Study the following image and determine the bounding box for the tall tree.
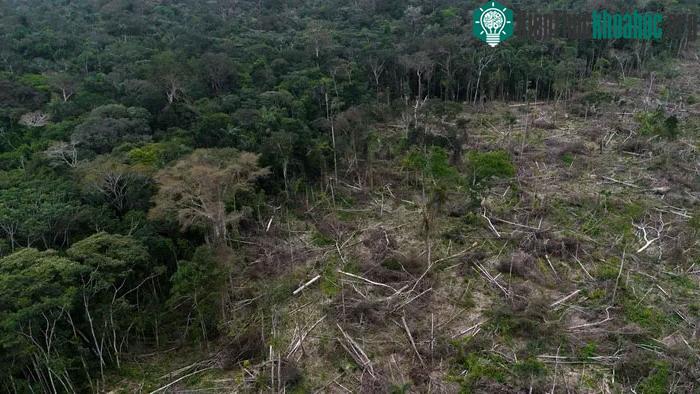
[150,149,269,246]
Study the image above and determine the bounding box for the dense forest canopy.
[0,0,698,392]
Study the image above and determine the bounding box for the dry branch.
[293,275,321,295]
[451,320,487,339]
[482,210,501,237]
[401,316,425,368]
[550,290,581,308]
[393,288,432,312]
[150,366,215,394]
[336,324,375,378]
[567,307,613,330]
[473,263,510,297]
[337,270,398,293]
[601,176,640,188]
[287,315,326,358]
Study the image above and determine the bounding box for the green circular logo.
[473,1,514,47]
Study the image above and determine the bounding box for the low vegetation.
[0,0,698,393]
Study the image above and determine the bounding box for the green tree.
[167,246,227,344]
[67,232,153,377]
[0,175,80,250]
[0,248,85,393]
[403,146,461,233]
[71,105,152,154]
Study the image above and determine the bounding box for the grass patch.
[457,353,507,390]
[637,361,670,394]
[595,259,621,280]
[512,357,547,380]
[621,297,668,336]
[578,342,598,358]
[586,288,607,302]
[320,267,341,297]
[311,231,335,247]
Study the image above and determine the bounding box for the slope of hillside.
[109,48,700,393]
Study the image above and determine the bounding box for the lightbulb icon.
[476,2,511,47]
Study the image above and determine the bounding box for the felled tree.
[150,149,269,246]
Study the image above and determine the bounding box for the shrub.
[580,90,613,105]
[466,150,516,186]
[636,109,679,139]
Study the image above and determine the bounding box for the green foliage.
[403,146,447,175]
[595,259,621,280]
[168,246,227,341]
[578,342,598,358]
[466,150,516,186]
[636,109,680,139]
[311,231,335,246]
[389,383,412,394]
[381,257,403,271]
[580,90,613,105]
[561,152,574,165]
[0,174,80,249]
[319,265,341,297]
[67,232,150,286]
[403,146,460,188]
[0,234,153,391]
[690,209,700,232]
[457,353,507,390]
[0,248,85,389]
[637,362,670,394]
[128,141,191,168]
[192,113,234,148]
[621,297,668,336]
[512,357,547,379]
[71,104,152,154]
[18,74,50,92]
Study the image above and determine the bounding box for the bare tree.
[367,56,386,99]
[304,21,333,61]
[150,149,269,246]
[48,72,77,102]
[45,141,79,168]
[401,51,434,126]
[473,51,495,106]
